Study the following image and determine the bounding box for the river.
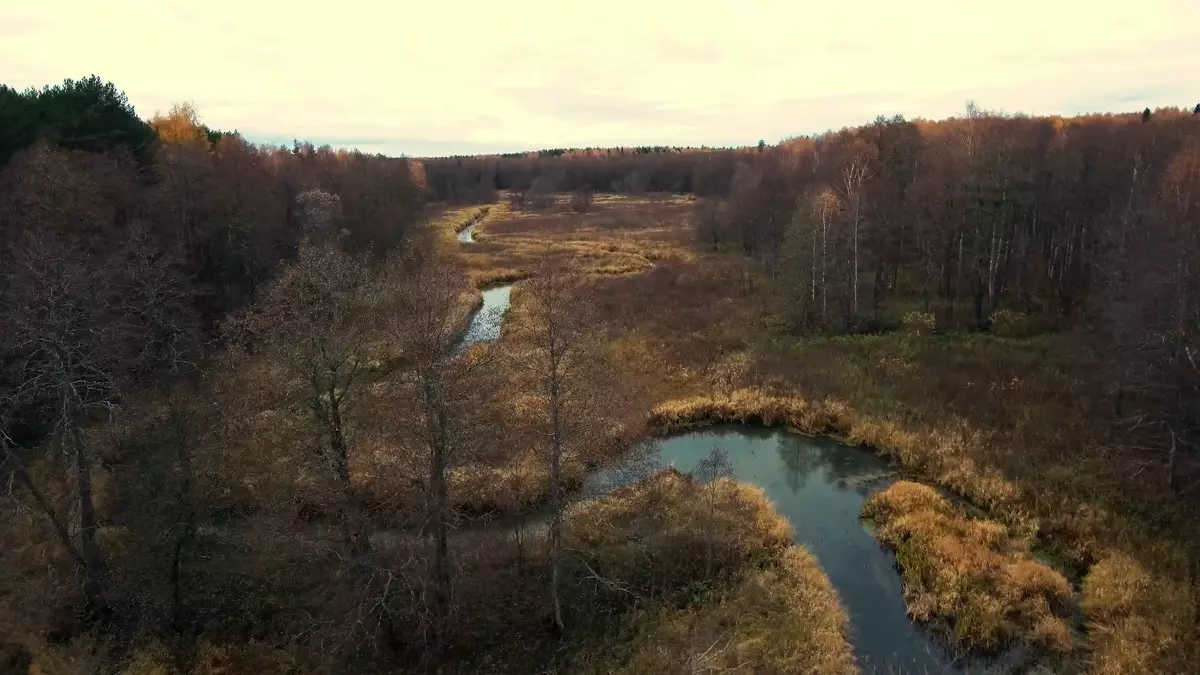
[454,280,983,673]
[591,425,965,673]
[456,284,512,352]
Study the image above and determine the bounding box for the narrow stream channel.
[457,224,477,243]
[457,284,511,352]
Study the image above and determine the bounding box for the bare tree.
[296,187,344,241]
[390,255,493,651]
[693,445,734,578]
[839,149,871,323]
[1,235,139,615]
[509,258,612,632]
[571,184,595,213]
[815,189,841,327]
[231,240,376,554]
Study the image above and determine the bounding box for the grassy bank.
[862,481,1075,655]
[563,469,855,675]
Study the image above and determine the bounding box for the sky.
[2,1,1198,157]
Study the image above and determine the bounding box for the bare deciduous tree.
[693,445,734,578]
[839,148,871,323]
[509,258,612,632]
[231,240,375,554]
[390,255,494,651]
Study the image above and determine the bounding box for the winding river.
[458,284,512,350]
[595,426,964,674]
[454,276,988,673]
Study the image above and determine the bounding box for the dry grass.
[565,469,792,586]
[862,481,1075,655]
[448,194,693,287]
[1081,551,1197,675]
[565,469,854,675]
[572,548,855,675]
[117,640,303,675]
[427,203,492,240]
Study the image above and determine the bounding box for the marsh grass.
[1081,551,1197,675]
[862,481,1075,655]
[563,469,854,675]
[571,548,856,675]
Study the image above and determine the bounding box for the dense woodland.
[422,146,750,202]
[704,104,1200,498]
[1,75,1199,674]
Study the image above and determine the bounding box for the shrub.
[571,186,595,213]
[989,309,1035,338]
[901,310,937,336]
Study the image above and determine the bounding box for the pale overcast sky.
[2,1,1197,157]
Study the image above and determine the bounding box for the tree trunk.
[3,439,84,569]
[424,378,453,652]
[548,372,566,633]
[66,410,103,617]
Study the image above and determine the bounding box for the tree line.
[701,102,1200,499]
[421,145,758,203]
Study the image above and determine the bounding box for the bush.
[571,186,594,213]
[901,311,937,336]
[989,309,1035,338]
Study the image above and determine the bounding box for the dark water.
[596,425,964,674]
[456,224,477,242]
[458,285,511,351]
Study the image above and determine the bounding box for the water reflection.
[648,425,962,674]
[456,285,511,353]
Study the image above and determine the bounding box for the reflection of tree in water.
[775,433,891,496]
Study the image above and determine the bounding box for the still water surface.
[457,284,511,351]
[592,425,963,674]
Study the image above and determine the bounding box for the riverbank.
[463,194,1197,673]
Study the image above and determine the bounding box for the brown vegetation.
[863,481,1074,654]
[5,78,1200,675]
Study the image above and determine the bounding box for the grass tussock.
[1081,551,1197,675]
[564,469,854,675]
[862,481,1075,655]
[565,468,792,587]
[648,388,850,436]
[573,548,855,675]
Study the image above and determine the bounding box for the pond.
[457,224,477,243]
[589,425,965,674]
